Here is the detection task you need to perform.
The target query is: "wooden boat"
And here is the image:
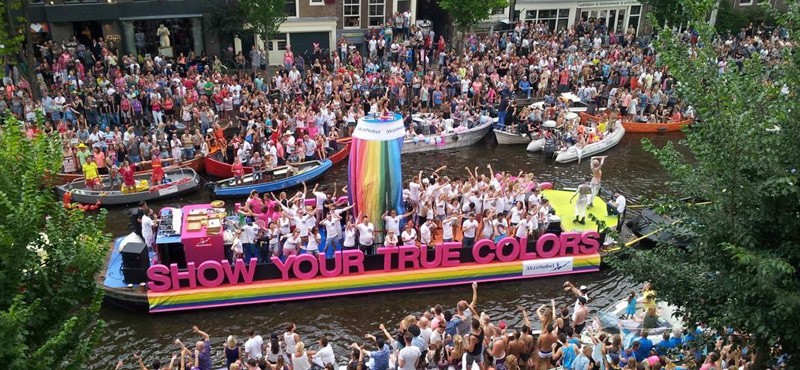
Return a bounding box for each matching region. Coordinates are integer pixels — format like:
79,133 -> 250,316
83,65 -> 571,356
555,122 -> 626,163
580,112 -> 692,133
55,168 -> 201,206
99,189 -> 620,313
205,138 -> 351,178
56,153 -> 206,186
212,159 -> 333,197
493,129 -> 533,145
403,115 -> 493,154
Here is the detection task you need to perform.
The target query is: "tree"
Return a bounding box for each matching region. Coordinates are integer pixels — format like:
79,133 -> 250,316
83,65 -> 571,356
239,0 -> 287,44
0,113 -> 109,369
2,0 -> 42,99
610,0 -> 800,363
206,0 -> 249,38
638,0 -> 690,29
437,0 -> 509,38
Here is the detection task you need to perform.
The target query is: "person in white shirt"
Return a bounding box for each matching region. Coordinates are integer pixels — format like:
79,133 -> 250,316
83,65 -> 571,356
384,230 -> 399,247
441,215 -> 459,242
401,222 -> 418,246
343,222 -> 357,249
308,337 -> 336,368
244,329 -> 264,360
291,342 -> 311,370
462,213 -> 479,248
419,219 -> 436,245
321,212 -> 342,255
356,215 -> 375,254
141,209 -> 156,250
304,226 -> 321,257
607,192 -> 627,231
382,208 -> 413,236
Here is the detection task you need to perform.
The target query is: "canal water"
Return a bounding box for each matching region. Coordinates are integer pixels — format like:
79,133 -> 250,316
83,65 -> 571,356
93,132 -> 680,369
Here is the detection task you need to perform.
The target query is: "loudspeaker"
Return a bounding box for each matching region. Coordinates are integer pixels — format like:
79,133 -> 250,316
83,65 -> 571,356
121,242 -> 149,269
122,266 -> 149,285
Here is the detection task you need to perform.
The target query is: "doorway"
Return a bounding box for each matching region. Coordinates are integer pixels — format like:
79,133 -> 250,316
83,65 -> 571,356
73,21 -> 103,47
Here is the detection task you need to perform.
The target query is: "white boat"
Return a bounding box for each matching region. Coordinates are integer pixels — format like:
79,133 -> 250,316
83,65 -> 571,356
584,294 -> 684,346
526,121 -> 556,152
527,137 -> 545,152
529,92 -> 592,112
403,114 -> 493,154
554,122 -> 625,163
493,129 -> 532,145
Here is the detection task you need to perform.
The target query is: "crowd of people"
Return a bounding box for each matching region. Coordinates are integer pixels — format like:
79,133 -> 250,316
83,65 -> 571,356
3,6 -> 794,370
113,282 -> 763,370
3,7 -> 711,191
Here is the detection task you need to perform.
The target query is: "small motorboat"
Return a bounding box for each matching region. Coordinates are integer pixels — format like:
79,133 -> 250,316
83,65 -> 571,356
211,159 -> 333,197
205,138 -> 351,178
586,294 -> 684,345
526,120 -> 558,153
554,121 -> 626,163
56,152 -> 207,186
404,114 -> 494,154
55,168 -> 201,206
493,128 -> 532,145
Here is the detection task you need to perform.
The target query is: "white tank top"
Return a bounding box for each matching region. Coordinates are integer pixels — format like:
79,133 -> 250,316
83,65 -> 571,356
284,332 -> 297,352
292,352 -> 311,370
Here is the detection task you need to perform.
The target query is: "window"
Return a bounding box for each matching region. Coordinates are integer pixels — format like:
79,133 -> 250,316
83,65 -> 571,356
396,0 -> 411,13
525,8 -> 570,32
285,0 -> 297,17
268,33 -> 288,51
628,5 -> 641,35
310,0 -> 324,5
368,0 -> 385,27
491,7 -> 505,15
343,0 -> 361,28
739,0 -> 754,5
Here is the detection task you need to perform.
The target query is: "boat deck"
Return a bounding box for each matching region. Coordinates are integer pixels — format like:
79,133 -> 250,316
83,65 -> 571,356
103,237 -> 159,289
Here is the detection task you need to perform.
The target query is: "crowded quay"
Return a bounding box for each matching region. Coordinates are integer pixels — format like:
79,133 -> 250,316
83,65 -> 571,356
1,0 -> 795,369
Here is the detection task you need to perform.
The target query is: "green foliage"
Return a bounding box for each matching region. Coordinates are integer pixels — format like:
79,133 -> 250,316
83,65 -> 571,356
0,1 -> 25,61
715,1 -> 777,35
639,0 -> 690,28
610,0 -> 800,360
239,0 -> 287,39
437,0 -> 509,33
206,0 -> 249,37
0,113 -> 109,369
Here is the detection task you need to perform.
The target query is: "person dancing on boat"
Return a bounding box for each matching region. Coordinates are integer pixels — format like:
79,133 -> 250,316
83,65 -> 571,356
569,179 -> 592,225
589,156 -> 606,207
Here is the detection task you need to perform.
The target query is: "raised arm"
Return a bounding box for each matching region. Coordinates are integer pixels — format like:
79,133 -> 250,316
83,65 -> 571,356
517,306 -> 531,328
378,323 -> 395,344
133,353 -> 148,370
465,167 -> 475,180
487,164 -> 495,179
469,282 -> 478,311
192,325 -> 210,341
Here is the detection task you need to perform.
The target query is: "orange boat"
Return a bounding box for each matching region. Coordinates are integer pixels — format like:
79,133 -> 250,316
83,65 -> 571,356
204,137 -> 352,178
55,153 -> 208,186
579,112 -> 692,133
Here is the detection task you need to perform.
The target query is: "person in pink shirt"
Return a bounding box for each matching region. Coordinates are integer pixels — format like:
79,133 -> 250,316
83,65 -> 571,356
232,156 -> 245,185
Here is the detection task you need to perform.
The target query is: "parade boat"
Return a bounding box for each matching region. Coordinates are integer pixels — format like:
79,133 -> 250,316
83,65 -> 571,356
554,121 -> 626,163
204,138 -> 352,178
210,159 -> 333,197
403,114 -> 494,154
57,153 -> 206,186
580,112 -> 692,133
99,189 -> 620,313
56,168 -> 201,206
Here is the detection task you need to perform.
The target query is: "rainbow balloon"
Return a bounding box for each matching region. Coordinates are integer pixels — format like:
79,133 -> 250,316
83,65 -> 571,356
348,113 -> 406,233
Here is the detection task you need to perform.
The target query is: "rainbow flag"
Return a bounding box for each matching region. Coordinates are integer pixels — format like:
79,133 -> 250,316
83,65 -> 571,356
348,113 -> 406,232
